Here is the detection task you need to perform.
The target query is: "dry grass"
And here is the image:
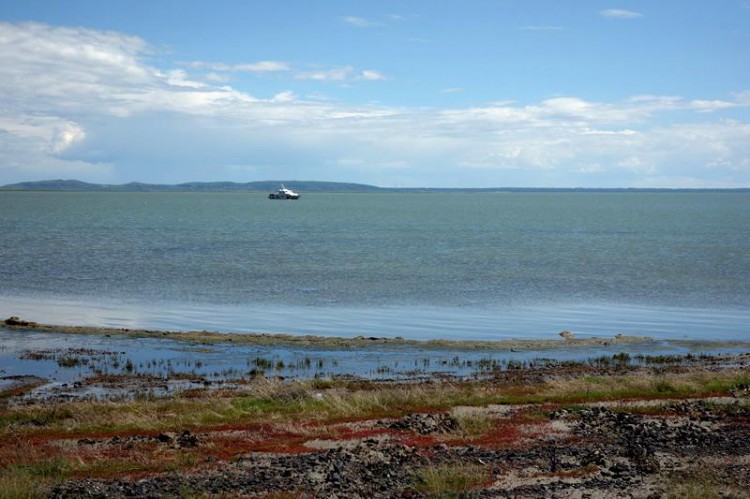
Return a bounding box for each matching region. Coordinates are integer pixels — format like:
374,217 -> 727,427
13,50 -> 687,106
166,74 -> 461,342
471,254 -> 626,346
414,463 -> 490,497
2,369 -> 747,439
449,407 -> 495,438
537,368 -> 749,403
0,473 -> 51,499
663,465 -> 749,499
0,457 -> 67,499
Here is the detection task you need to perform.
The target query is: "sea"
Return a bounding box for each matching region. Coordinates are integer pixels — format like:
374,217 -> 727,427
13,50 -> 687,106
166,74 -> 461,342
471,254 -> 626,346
1,190 -> 749,342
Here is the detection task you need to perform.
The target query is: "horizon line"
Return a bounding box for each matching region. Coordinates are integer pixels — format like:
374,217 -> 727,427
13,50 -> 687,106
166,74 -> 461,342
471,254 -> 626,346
2,179 -> 749,192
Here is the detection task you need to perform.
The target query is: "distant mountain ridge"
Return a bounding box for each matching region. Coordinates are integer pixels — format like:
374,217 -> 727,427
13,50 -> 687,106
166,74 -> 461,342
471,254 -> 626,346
0,179 -> 384,192
1,179 -> 748,193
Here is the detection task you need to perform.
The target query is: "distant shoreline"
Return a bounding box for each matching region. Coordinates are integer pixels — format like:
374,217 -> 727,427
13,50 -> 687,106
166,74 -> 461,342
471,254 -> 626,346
2,179 -> 749,193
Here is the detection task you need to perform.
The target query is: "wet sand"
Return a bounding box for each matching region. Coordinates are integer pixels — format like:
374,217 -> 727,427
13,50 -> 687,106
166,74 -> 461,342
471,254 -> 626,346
2,315 -> 658,350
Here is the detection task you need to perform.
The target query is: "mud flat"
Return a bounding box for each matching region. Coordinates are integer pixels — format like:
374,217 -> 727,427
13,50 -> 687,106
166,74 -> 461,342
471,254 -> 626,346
1,315 -> 658,350
1,317 -> 748,498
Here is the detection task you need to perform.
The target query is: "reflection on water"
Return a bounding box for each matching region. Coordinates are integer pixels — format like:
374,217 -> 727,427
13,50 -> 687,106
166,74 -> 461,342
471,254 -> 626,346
2,328 -> 744,393
1,294 -> 748,342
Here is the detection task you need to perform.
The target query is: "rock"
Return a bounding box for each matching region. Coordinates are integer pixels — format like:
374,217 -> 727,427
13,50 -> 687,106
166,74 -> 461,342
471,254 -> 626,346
385,412 -> 458,434
156,433 -> 174,444
3,316 -> 36,327
609,462 -> 630,475
176,430 -> 198,448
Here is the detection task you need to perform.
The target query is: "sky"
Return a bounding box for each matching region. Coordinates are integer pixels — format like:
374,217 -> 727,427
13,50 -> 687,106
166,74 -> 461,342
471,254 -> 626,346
0,1 -> 749,188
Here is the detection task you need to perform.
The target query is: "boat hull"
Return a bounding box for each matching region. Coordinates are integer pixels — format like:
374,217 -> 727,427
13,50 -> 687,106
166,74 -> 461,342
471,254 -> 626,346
269,184 -> 300,199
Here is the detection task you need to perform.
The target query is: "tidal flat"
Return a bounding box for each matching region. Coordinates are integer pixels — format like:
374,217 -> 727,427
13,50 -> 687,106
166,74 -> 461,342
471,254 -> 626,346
1,317 -> 749,497
3,316 -> 749,400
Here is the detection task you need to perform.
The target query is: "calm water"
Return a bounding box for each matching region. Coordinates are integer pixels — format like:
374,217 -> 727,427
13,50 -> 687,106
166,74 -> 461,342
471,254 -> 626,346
1,191 -> 749,340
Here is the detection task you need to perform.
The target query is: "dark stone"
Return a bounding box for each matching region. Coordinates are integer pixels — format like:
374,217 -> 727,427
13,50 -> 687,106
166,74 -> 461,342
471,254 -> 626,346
4,316 -> 35,327
156,433 -> 174,443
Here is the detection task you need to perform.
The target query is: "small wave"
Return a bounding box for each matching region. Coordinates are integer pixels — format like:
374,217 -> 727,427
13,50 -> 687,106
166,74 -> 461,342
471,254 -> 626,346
51,276 -> 103,281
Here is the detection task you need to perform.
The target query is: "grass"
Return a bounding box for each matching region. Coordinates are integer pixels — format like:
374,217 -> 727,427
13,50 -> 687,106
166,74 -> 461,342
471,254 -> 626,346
541,368 -> 748,404
0,457 -> 68,499
0,473 -> 52,499
450,407 -> 495,438
414,464 -> 489,497
56,356 -> 81,368
2,369 -> 747,437
664,466 -> 750,499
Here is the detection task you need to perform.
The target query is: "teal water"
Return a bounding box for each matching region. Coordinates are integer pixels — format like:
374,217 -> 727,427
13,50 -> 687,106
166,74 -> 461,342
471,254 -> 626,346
1,191 -> 748,340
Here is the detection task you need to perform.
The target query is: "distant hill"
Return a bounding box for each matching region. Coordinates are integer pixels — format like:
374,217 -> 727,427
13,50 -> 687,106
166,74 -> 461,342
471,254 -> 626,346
2,179 -> 748,193
0,179 -> 385,192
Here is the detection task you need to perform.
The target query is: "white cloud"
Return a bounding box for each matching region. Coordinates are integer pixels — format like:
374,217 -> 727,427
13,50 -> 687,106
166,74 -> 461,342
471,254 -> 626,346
341,16 -> 378,27
0,115 -> 110,180
190,59 -> 385,83
205,72 -> 231,83
165,69 -> 205,88
189,61 -> 290,73
295,66 -> 354,81
580,128 -> 638,136
0,115 -> 86,156
600,9 -> 644,19
689,99 -> 736,112
271,91 -> 296,103
0,21 -> 748,188
293,66 -> 386,82
359,70 -> 387,81
52,122 -> 86,154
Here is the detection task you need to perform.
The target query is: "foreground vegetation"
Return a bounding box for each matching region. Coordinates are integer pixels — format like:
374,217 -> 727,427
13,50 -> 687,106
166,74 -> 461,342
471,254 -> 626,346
1,354 -> 748,497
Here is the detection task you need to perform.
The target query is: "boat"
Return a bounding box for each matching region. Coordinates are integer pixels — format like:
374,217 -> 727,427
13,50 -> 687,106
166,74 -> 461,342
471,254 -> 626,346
268,184 -> 300,200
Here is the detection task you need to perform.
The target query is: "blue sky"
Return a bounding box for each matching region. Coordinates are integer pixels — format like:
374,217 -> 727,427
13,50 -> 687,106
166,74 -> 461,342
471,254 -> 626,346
1,1 -> 748,187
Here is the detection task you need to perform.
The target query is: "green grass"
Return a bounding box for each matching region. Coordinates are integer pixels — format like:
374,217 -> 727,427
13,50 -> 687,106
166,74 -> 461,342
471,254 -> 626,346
0,460 -> 68,499
0,474 -> 50,499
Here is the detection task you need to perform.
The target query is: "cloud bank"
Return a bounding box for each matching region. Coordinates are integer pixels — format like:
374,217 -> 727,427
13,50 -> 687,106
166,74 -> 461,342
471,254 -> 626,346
0,21 -> 748,188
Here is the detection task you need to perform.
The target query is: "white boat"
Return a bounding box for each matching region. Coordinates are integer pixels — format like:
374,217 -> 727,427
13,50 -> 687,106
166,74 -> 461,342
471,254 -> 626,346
268,184 -> 300,200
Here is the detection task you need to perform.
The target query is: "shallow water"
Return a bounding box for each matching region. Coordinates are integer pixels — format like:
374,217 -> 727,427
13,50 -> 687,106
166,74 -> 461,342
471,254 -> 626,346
1,295 -> 749,342
1,328 -> 743,391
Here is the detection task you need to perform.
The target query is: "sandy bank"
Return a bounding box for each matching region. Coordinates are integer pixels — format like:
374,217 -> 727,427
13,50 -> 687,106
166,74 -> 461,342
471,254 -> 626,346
0,315 -> 663,350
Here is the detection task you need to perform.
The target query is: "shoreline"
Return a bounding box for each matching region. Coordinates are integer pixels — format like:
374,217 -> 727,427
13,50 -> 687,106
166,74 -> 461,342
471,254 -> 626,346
5,316 -> 750,352
4,293 -> 749,343
1,315 -> 659,350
